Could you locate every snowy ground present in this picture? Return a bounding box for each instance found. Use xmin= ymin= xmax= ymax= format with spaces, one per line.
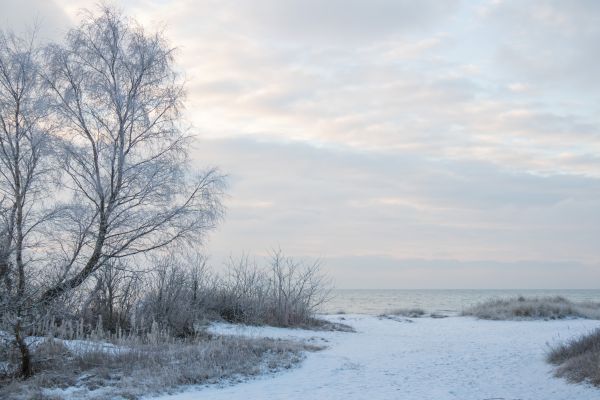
xmin=151 ymin=314 xmax=600 ymax=400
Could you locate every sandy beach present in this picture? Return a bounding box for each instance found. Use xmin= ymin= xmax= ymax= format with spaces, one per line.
xmin=152 ymin=315 xmax=600 ymax=400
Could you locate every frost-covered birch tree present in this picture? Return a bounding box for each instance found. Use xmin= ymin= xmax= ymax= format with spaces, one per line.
xmin=0 ymin=6 xmax=225 ymax=378
xmin=40 ymin=7 xmax=225 ymax=303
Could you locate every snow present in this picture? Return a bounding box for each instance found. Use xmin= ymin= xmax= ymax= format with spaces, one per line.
xmin=0 ymin=329 xmax=127 ymax=377
xmin=152 ymin=314 xmax=600 ymax=400
xmin=15 ymin=334 xmax=125 ymax=354
xmin=61 ymin=338 xmax=127 ymax=354
xmin=208 ymin=320 xmax=335 ymax=345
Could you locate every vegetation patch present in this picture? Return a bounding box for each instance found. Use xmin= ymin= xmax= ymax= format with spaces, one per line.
xmin=462 ymin=296 xmax=600 ymax=320
xmin=548 ymin=329 xmax=600 ymax=387
xmin=380 ymin=308 xmax=426 ymax=319
xmin=0 ymin=335 xmax=313 ymax=399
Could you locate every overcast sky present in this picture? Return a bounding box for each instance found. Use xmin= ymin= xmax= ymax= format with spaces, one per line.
xmin=2 ymin=0 xmax=600 ymax=288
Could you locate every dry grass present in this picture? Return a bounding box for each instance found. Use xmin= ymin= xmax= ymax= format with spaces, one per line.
xmin=381 ymin=308 xmax=426 ymax=318
xmin=304 ymin=318 xmax=355 ymax=332
xmin=0 ymin=334 xmax=313 ymax=399
xmin=548 ymin=329 xmax=600 ymax=386
xmin=462 ymin=296 xmax=600 ymax=320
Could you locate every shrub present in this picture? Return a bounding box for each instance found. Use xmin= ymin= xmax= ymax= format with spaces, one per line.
xmin=137 ymin=250 xmax=332 ymax=330
xmin=0 ymin=249 xmax=333 ymax=396
xmin=216 ymin=251 xmax=331 ymax=326
xmin=548 ymin=329 xmax=600 ymax=386
xmin=136 ymin=253 xmax=220 ymax=337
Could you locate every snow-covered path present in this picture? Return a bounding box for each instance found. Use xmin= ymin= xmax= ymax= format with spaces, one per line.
xmin=153 ymin=315 xmax=600 ymax=400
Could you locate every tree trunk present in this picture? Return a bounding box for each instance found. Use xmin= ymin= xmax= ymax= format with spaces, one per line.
xmin=14 ymin=319 xmax=32 ymax=378
xmin=40 ymin=217 xmax=108 ymax=303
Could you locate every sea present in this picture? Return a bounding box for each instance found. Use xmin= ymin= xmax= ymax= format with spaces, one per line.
xmin=321 ymin=289 xmax=600 ymax=316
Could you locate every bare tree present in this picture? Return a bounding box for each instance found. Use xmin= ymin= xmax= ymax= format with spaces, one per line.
xmin=0 ymin=6 xmax=224 ymax=378
xmin=0 ymin=30 xmax=54 ymax=377
xmin=40 ymin=7 xmax=225 ymax=303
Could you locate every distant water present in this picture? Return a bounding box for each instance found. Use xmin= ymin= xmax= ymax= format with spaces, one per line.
xmin=321 ymin=289 xmax=600 ymax=316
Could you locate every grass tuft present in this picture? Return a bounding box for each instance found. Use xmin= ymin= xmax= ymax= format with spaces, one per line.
xmin=462 ymin=296 xmax=600 ymax=320
xmin=548 ymin=329 xmax=600 ymax=386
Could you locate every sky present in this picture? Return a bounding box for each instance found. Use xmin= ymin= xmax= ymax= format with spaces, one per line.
xmin=2 ymin=0 xmax=600 ymax=288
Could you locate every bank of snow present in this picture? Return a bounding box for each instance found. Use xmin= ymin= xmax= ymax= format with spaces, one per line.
xmin=152 ymin=314 xmax=600 ymax=400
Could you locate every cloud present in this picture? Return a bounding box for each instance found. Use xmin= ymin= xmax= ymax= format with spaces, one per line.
xmin=323 ymin=256 xmax=600 ymax=289
xmin=16 ymin=0 xmax=600 ymax=287
xmin=195 ymin=138 xmax=600 ymax=268
xmin=130 ymin=0 xmax=599 ymax=178
xmin=483 ymin=0 xmax=600 ymax=91
xmin=0 ymin=0 xmax=71 ymax=40
xmin=229 ymin=0 xmax=460 ymax=44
